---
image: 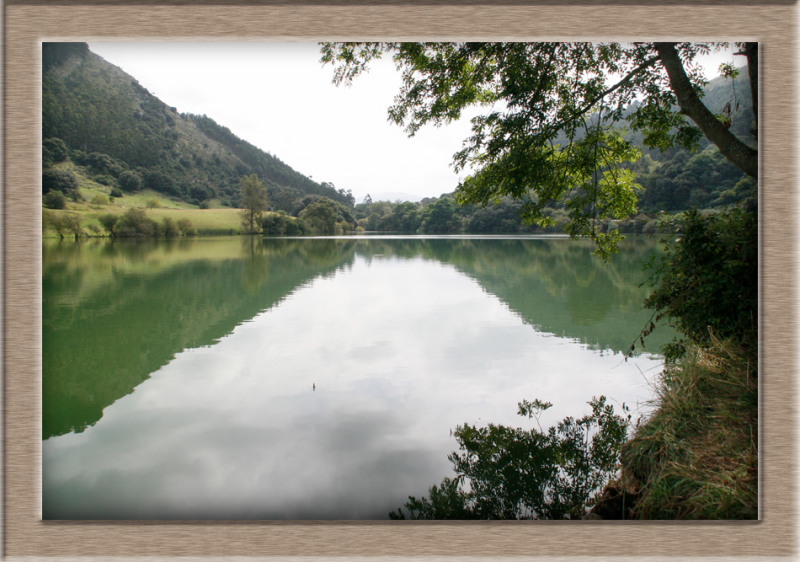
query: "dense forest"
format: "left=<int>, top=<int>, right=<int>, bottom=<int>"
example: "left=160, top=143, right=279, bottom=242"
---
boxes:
left=43, top=42, right=755, bottom=238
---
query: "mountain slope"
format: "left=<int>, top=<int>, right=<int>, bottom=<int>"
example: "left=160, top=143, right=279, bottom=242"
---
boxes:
left=42, top=42, right=354, bottom=210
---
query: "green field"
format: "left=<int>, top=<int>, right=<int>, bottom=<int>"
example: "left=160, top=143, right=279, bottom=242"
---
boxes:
left=43, top=172, right=249, bottom=237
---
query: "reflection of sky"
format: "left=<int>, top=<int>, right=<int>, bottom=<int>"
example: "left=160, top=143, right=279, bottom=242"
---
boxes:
left=42, top=255, right=663, bottom=520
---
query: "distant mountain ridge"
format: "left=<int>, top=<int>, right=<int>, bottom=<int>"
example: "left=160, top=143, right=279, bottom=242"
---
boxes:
left=42, top=42, right=354, bottom=210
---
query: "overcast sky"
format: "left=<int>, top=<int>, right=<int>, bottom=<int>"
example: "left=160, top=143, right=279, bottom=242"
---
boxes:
left=87, top=42, right=738, bottom=203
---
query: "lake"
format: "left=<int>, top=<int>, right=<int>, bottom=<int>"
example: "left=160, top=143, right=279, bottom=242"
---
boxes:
left=42, top=234, right=673, bottom=519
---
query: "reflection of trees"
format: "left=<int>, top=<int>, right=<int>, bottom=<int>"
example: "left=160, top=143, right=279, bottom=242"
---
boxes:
left=434, top=237, right=674, bottom=353
left=241, top=237, right=273, bottom=294
left=340, top=236, right=673, bottom=353
left=43, top=237, right=356, bottom=439
left=43, top=235, right=670, bottom=440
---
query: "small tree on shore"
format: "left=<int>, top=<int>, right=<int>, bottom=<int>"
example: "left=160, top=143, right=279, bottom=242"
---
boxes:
left=239, top=174, right=269, bottom=233
left=45, top=211, right=84, bottom=239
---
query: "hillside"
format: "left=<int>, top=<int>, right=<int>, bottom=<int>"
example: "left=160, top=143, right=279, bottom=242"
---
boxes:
left=548, top=68, right=757, bottom=213
left=42, top=43, right=756, bottom=237
left=42, top=42, right=354, bottom=211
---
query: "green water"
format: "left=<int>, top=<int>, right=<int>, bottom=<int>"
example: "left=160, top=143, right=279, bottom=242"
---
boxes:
left=42, top=235, right=673, bottom=519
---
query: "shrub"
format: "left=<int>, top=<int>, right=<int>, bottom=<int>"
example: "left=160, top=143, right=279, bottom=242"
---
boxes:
left=118, top=170, right=143, bottom=192
left=143, top=170, right=178, bottom=195
left=86, top=152, right=124, bottom=178
left=298, top=198, right=342, bottom=235
left=262, top=212, right=305, bottom=236
left=98, top=213, right=119, bottom=235
left=92, top=174, right=115, bottom=186
left=643, top=208, right=757, bottom=358
left=43, top=138, right=69, bottom=167
left=114, top=208, right=159, bottom=237
left=43, top=190, right=67, bottom=209
left=42, top=169, right=78, bottom=195
left=176, top=218, right=195, bottom=236
left=44, top=211, right=83, bottom=238
left=66, top=189, right=84, bottom=202
left=189, top=185, right=211, bottom=202
left=161, top=217, right=179, bottom=237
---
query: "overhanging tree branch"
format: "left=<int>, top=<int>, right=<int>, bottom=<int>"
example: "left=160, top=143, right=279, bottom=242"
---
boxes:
left=577, top=55, right=660, bottom=121
left=545, top=55, right=660, bottom=136
left=654, top=42, right=757, bottom=178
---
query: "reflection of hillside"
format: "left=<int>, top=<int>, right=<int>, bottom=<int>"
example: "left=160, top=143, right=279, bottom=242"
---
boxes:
left=43, top=236, right=670, bottom=440
left=340, top=236, right=673, bottom=353
left=439, top=237, right=676, bottom=353
left=43, top=238, right=356, bottom=439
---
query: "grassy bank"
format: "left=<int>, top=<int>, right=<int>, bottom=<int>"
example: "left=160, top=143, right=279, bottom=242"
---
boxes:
left=42, top=161, right=251, bottom=237
left=43, top=188, right=250, bottom=237
left=591, top=337, right=758, bottom=519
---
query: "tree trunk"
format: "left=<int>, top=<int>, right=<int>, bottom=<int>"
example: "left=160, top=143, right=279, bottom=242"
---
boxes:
left=654, top=42, right=758, bottom=178
left=743, top=42, right=758, bottom=139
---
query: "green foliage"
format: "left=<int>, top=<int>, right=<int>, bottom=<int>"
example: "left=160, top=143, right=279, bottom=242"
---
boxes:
left=390, top=397, right=630, bottom=520
left=43, top=138, right=70, bottom=167
left=638, top=146, right=752, bottom=212
left=42, top=42, right=89, bottom=71
left=99, top=213, right=119, bottom=235
left=42, top=169, right=78, bottom=195
left=389, top=201, right=423, bottom=232
left=298, top=198, right=341, bottom=235
left=114, top=208, right=160, bottom=237
left=261, top=212, right=305, bottom=236
left=44, top=211, right=84, bottom=239
left=643, top=207, right=757, bottom=358
left=161, top=217, right=180, bottom=237
left=322, top=42, right=756, bottom=254
left=176, top=218, right=196, bottom=236
left=352, top=195, right=674, bottom=237
left=43, top=190, right=67, bottom=210
left=143, top=170, right=179, bottom=196
left=419, top=196, right=461, bottom=233
left=390, top=477, right=480, bottom=520
left=84, top=152, right=126, bottom=178
left=118, top=170, right=143, bottom=192
left=296, top=196, right=357, bottom=235
left=239, top=174, right=269, bottom=233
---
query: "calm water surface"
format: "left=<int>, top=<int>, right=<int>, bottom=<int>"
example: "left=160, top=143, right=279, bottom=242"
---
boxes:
left=42, top=235, right=672, bottom=519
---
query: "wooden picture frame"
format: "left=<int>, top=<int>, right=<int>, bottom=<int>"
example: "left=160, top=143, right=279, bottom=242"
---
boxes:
left=4, top=0, right=796, bottom=559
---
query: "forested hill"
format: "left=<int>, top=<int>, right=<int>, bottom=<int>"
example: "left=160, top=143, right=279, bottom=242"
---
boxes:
left=42, top=42, right=354, bottom=210
left=547, top=67, right=756, bottom=213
